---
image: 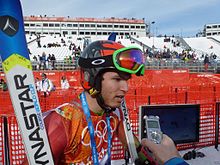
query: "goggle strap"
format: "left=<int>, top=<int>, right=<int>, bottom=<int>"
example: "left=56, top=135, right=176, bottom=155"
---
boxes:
left=79, top=56, right=114, bottom=68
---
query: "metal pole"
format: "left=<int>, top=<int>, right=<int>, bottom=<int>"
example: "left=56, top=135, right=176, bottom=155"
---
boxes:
left=3, top=116, right=10, bottom=165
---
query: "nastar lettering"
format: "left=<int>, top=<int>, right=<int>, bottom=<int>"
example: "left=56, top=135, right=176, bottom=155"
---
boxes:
left=14, top=74, right=49, bottom=164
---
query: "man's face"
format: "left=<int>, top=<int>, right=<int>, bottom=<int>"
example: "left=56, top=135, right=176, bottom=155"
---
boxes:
left=101, top=71, right=130, bottom=108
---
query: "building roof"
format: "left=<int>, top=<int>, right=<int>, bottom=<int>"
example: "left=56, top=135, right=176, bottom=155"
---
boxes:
left=24, top=16, right=145, bottom=24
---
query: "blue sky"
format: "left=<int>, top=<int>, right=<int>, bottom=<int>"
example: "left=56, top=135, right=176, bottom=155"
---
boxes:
left=21, top=0, right=220, bottom=37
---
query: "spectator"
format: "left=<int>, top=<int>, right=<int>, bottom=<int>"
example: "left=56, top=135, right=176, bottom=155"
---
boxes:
left=0, top=79, right=7, bottom=91
left=204, top=55, right=210, bottom=72
left=32, top=55, right=38, bottom=70
left=42, top=52, right=47, bottom=70
left=47, top=54, right=52, bottom=70
left=51, top=54, right=56, bottom=70
left=36, top=34, right=41, bottom=48
left=39, top=73, right=54, bottom=96
left=61, top=75, right=70, bottom=89
left=38, top=54, right=43, bottom=70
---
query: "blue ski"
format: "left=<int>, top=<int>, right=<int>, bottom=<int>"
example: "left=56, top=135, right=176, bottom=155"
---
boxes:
left=0, top=0, right=54, bottom=164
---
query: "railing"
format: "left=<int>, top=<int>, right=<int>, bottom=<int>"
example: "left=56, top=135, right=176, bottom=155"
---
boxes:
left=0, top=58, right=220, bottom=73
left=145, top=59, right=220, bottom=73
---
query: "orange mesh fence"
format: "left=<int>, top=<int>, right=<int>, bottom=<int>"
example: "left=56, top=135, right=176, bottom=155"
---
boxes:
left=129, top=69, right=190, bottom=88
left=38, top=89, right=83, bottom=112
left=0, top=92, right=14, bottom=115
left=33, top=70, right=81, bottom=90
left=177, top=103, right=216, bottom=150
left=0, top=70, right=220, bottom=163
left=111, top=137, right=125, bottom=160
left=0, top=116, right=4, bottom=165
left=217, top=103, right=220, bottom=147
left=7, top=116, right=25, bottom=165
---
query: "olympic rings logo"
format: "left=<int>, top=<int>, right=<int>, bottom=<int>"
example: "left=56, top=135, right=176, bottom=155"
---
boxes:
left=81, top=116, right=117, bottom=148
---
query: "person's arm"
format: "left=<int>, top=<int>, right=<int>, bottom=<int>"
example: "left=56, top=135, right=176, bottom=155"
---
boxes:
left=141, top=134, right=189, bottom=165
left=22, top=112, right=67, bottom=165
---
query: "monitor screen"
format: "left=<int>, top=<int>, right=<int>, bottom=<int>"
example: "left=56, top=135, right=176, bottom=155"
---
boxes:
left=139, top=104, right=200, bottom=144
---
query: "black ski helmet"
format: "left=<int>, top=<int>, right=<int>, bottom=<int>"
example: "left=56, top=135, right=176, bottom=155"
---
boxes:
left=78, top=40, right=125, bottom=96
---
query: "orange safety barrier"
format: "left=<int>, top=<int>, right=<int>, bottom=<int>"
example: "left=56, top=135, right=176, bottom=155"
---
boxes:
left=0, top=92, right=13, bottom=115
left=7, top=115, right=25, bottom=165
left=0, top=69, right=220, bottom=163
left=177, top=103, right=216, bottom=150
left=0, top=117, right=4, bottom=165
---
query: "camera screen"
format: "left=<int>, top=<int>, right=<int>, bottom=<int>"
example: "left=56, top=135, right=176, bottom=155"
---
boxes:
left=147, top=120, right=159, bottom=128
left=139, top=104, right=200, bottom=144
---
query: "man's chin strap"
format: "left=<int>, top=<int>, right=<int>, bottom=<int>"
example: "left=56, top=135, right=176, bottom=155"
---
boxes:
left=96, top=93, right=116, bottom=114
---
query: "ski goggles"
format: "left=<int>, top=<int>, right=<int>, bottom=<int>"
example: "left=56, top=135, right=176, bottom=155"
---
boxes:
left=113, top=46, right=145, bottom=75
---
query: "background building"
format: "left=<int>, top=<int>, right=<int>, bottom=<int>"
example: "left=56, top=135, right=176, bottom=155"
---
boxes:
left=24, top=16, right=147, bottom=37
left=203, top=23, right=220, bottom=36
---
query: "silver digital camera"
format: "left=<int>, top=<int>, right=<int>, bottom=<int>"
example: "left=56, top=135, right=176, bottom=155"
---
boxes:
left=144, top=115, right=163, bottom=144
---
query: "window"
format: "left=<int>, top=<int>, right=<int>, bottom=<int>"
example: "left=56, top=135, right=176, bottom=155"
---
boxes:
left=49, top=24, right=54, bottom=27
left=63, top=31, right=68, bottom=35
left=43, top=23, right=48, bottom=27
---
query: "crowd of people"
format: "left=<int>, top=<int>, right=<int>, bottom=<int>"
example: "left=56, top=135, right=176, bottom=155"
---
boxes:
left=30, top=38, right=82, bottom=71
left=32, top=52, right=57, bottom=70
left=27, top=33, right=219, bottom=74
